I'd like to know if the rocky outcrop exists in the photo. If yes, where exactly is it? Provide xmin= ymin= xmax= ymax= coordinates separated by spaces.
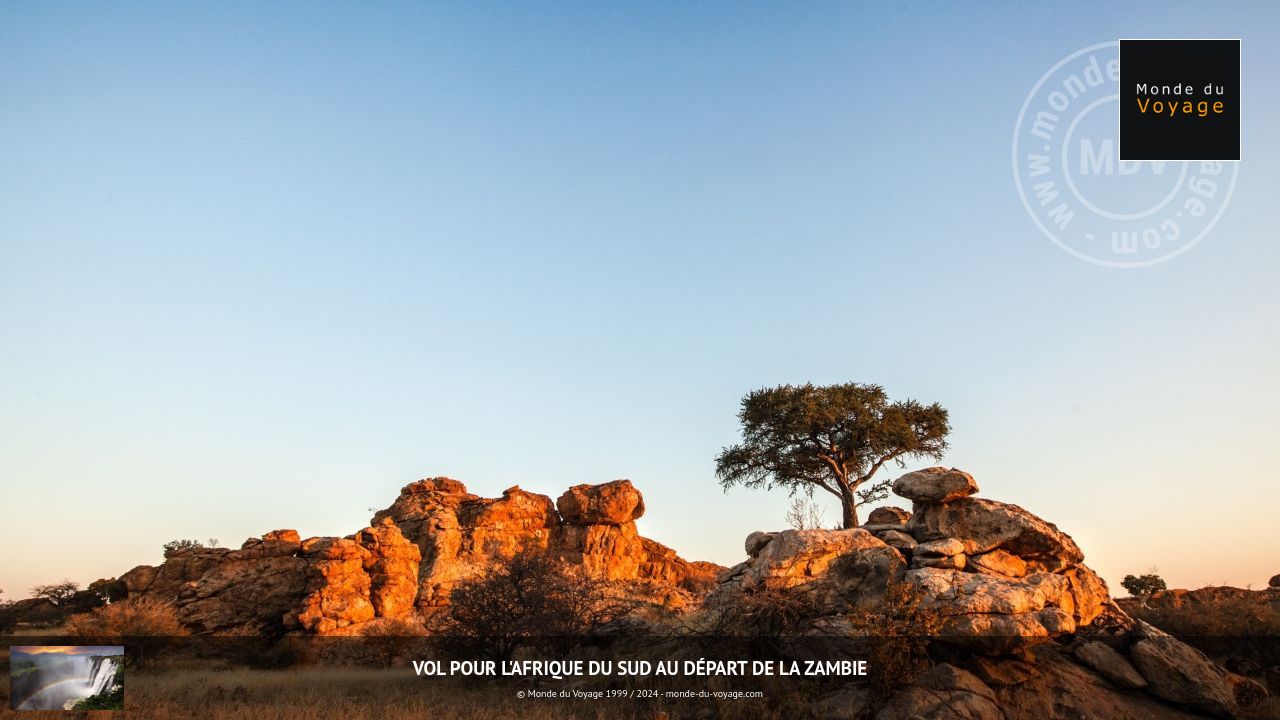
xmin=173 ymin=532 xmax=307 ymax=633
xmin=1270 ymin=574 xmax=1280 ymax=589
xmin=368 ymin=478 xmax=717 ymax=610
xmin=123 ymin=478 xmax=716 ymax=633
xmin=708 ymin=466 xmax=1266 ymax=719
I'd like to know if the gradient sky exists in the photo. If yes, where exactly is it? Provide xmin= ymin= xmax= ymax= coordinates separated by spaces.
xmin=2 ymin=2 xmax=1278 ymax=600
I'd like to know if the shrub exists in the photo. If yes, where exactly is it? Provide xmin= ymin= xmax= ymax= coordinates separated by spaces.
xmin=845 ymin=579 xmax=944 ymax=703
xmin=64 ymin=596 xmax=187 ymax=637
xmin=64 ymin=597 xmax=189 ymax=668
xmin=432 ymin=552 xmax=631 ymax=662
xmin=162 ymin=539 xmax=205 ymax=556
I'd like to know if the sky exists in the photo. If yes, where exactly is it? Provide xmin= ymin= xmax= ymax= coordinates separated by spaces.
xmin=1 ymin=2 xmax=1278 ymax=600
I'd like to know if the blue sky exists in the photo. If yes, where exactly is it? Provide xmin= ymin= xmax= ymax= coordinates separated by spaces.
xmin=2 ymin=2 xmax=1278 ymax=598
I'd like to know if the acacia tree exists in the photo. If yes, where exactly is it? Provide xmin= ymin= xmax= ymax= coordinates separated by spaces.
xmin=716 ymin=383 xmax=950 ymax=528
xmin=1121 ymin=573 xmax=1167 ymax=598
xmin=30 ymin=580 xmax=79 ymax=606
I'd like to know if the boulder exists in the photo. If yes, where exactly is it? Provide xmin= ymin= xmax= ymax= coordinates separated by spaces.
xmin=907 ymin=568 xmax=1078 ymax=654
xmin=732 ymin=529 xmax=905 ymax=613
xmin=1073 ymin=640 xmax=1147 ymax=689
xmin=915 ymin=538 xmax=965 ymax=557
xmin=1060 ymin=565 xmax=1109 ymax=626
xmin=912 ymin=538 xmax=966 ymax=570
xmin=914 ymin=553 xmax=966 ymax=570
xmin=866 ymin=506 xmax=911 ymax=526
xmin=745 ymin=531 xmax=777 ymax=558
xmin=876 ymin=664 xmax=1001 ymax=720
xmin=908 ymin=497 xmax=1084 ymax=569
xmin=967 ymin=549 xmax=1028 ymax=578
xmin=874 ymin=529 xmax=917 ymax=553
xmin=1129 ymin=621 xmax=1238 ymax=718
xmin=556 ymin=479 xmax=645 ymax=525
xmin=1270 ymin=574 xmax=1280 ymax=589
xmin=119 ymin=564 xmax=158 ymax=596
xmin=891 ymin=467 xmax=978 ymax=503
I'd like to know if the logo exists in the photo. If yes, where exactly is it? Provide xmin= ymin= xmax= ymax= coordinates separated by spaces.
xmin=1012 ymin=42 xmax=1238 ymax=268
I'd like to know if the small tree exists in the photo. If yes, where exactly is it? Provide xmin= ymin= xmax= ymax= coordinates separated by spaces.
xmin=1122 ymin=573 xmax=1167 ymax=598
xmin=716 ymin=383 xmax=950 ymax=528
xmin=30 ymin=580 xmax=79 ymax=606
xmin=162 ymin=539 xmax=204 ymax=556
xmin=784 ymin=494 xmax=827 ymax=530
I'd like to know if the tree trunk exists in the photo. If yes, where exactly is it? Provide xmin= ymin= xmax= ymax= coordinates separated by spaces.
xmin=839 ymin=485 xmax=858 ymax=529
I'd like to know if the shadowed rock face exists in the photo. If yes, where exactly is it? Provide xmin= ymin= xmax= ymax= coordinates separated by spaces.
xmin=122 ymin=478 xmax=719 ymax=634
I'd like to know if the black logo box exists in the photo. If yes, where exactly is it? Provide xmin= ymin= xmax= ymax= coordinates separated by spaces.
xmin=1119 ymin=39 xmax=1240 ymax=161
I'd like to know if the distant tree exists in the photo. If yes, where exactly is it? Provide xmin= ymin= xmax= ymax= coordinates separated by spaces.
xmin=1122 ymin=573 xmax=1168 ymax=598
xmin=206 ymin=538 xmax=221 ymax=549
xmin=785 ymin=494 xmax=827 ymax=530
xmin=30 ymin=580 xmax=79 ymax=606
xmin=162 ymin=539 xmax=205 ymax=556
xmin=433 ymin=552 xmax=630 ymax=663
xmin=716 ymin=383 xmax=951 ymax=528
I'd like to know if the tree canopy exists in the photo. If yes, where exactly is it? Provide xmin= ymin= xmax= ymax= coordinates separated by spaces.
xmin=1121 ymin=573 xmax=1167 ymax=598
xmin=715 ymin=382 xmax=950 ymax=528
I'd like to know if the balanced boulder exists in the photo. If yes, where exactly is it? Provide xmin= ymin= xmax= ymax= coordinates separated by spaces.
xmin=891 ymin=467 xmax=978 ymax=503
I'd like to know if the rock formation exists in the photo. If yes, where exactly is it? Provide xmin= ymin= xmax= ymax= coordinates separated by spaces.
xmin=102 ymin=466 xmax=1271 ymax=717
xmin=117 ymin=478 xmax=717 ymax=634
xmin=709 ymin=467 xmax=1270 ymax=718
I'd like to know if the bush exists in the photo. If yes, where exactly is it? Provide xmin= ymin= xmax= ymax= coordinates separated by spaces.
xmin=64 ymin=596 xmax=187 ymax=637
xmin=162 ymin=539 xmax=205 ymax=556
xmin=432 ymin=552 xmax=631 ymax=662
xmin=845 ymin=579 xmax=944 ymax=703
xmin=64 ymin=597 xmax=189 ymax=668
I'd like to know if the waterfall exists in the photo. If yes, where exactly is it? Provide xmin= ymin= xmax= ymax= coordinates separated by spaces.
xmin=87 ymin=656 xmax=118 ymax=695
